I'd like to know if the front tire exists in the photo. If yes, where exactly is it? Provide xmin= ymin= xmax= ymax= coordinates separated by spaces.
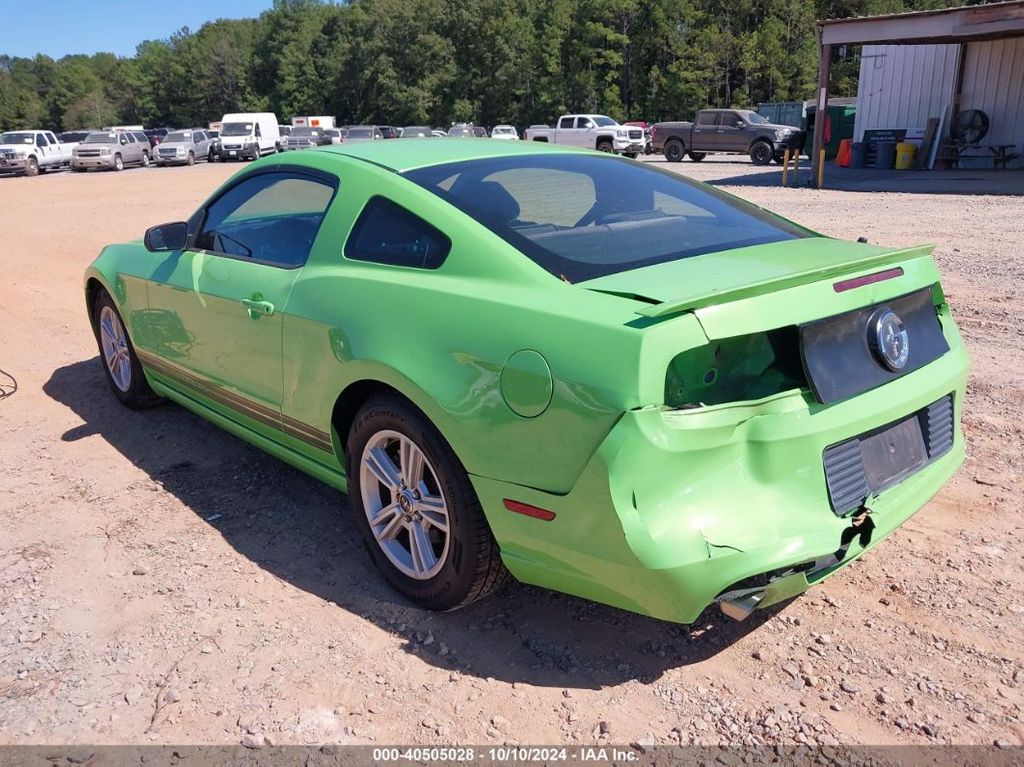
xmin=25 ymin=157 xmax=39 ymax=177
xmin=141 ymin=151 xmax=150 ymax=167
xmin=187 ymin=151 xmax=195 ymax=166
xmin=664 ymin=139 xmax=685 ymax=163
xmin=113 ymin=154 xmax=124 ymax=171
xmin=346 ymin=395 xmax=508 ymax=611
xmin=91 ymin=290 xmax=160 ymax=409
xmin=688 ymin=151 xmax=706 ymax=162
xmin=750 ymin=141 xmax=773 ymax=165
xmin=596 ymin=140 xmax=613 ymax=153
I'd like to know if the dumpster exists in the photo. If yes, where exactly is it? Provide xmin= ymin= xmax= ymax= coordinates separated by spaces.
xmin=804 ymin=103 xmax=857 ymax=160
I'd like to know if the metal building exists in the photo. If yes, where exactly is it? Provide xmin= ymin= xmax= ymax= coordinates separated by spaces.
xmin=813 ymin=1 xmax=1024 ymax=182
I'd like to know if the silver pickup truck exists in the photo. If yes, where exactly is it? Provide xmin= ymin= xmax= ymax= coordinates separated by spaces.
xmin=524 ymin=115 xmax=646 ymax=157
xmin=0 ymin=130 xmax=74 ymax=176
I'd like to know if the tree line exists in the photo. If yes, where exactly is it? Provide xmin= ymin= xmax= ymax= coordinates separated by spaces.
xmin=0 ymin=0 xmax=976 ymax=132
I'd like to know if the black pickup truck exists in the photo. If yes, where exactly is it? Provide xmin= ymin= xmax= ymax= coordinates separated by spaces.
xmin=652 ymin=109 xmax=805 ymax=165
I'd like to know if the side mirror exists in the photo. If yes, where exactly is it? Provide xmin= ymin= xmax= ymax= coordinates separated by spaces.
xmin=144 ymin=221 xmax=188 ymax=252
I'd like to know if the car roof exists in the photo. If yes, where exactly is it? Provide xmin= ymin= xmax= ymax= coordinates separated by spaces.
xmin=317 ymin=138 xmax=587 ymax=173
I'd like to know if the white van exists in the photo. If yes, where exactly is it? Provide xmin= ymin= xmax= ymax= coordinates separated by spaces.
xmin=217 ymin=113 xmax=281 ymax=161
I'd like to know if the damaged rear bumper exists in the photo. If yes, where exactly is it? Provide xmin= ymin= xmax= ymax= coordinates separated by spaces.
xmin=471 ymin=340 xmax=968 ymax=625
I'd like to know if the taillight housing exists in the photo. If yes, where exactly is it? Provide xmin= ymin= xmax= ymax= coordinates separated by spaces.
xmin=665 ymin=327 xmax=808 ymax=408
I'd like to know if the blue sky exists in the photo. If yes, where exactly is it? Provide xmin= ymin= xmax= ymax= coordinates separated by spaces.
xmin=2 ymin=0 xmax=275 ymax=59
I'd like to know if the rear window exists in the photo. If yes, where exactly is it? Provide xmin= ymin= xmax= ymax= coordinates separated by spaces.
xmin=405 ymin=154 xmax=808 ymax=282
xmin=347 ymin=127 xmax=373 ymax=138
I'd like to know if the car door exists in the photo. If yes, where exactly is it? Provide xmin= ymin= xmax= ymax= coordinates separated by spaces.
xmin=141 ymin=168 xmax=339 ymax=441
xmin=691 ymin=111 xmax=719 ymax=151
xmin=574 ymin=116 xmax=598 ymax=148
xmin=716 ymin=111 xmax=745 ymax=152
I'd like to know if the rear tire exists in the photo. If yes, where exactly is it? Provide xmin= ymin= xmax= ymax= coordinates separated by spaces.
xmin=346 ymin=395 xmax=508 ymax=611
xmin=664 ymin=139 xmax=685 ymax=163
xmin=90 ymin=289 xmax=160 ymax=409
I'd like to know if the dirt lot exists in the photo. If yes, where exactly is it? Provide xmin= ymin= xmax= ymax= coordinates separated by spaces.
xmin=0 ymin=157 xmax=1021 ymax=748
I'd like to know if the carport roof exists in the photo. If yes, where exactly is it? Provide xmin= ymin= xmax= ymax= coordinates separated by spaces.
xmin=819 ymin=0 xmax=1024 ymax=46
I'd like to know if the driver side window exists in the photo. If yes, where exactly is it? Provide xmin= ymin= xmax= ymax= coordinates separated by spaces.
xmin=195 ymin=171 xmax=337 ymax=268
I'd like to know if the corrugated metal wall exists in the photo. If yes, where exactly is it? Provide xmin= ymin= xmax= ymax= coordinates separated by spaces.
xmin=854 ymin=44 xmax=959 ymax=143
xmin=854 ymin=39 xmax=1024 ymax=169
xmin=960 ymin=36 xmax=1024 ymax=168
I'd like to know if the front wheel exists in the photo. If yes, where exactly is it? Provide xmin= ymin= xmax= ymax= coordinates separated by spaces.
xmin=113 ymin=154 xmax=124 ymax=171
xmin=596 ymin=140 xmax=613 ymax=153
xmin=750 ymin=141 xmax=773 ymax=165
xmin=624 ymin=152 xmax=639 ymax=160
xmin=664 ymin=139 xmax=685 ymax=163
xmin=347 ymin=396 xmax=508 ymax=611
xmin=25 ymin=157 xmax=39 ymax=177
xmin=91 ymin=290 xmax=160 ymax=409
xmin=141 ymin=151 xmax=150 ymax=167
xmin=187 ymin=151 xmax=195 ymax=166
xmin=688 ymin=151 xmax=706 ymax=162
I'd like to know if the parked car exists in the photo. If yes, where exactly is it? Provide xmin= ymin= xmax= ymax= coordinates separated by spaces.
xmin=624 ymin=121 xmax=653 ymax=154
xmin=401 ymin=126 xmax=433 ymax=139
xmin=652 ymin=109 xmax=804 ymax=165
xmin=325 ymin=128 xmax=345 ymax=145
xmin=447 ymin=123 xmax=477 ymax=138
xmin=143 ymin=128 xmax=171 ymax=148
xmin=0 ymin=130 xmax=74 ymax=176
xmin=285 ymin=126 xmax=333 ymax=150
xmin=379 ymin=126 xmax=400 ymax=140
xmin=71 ymin=130 xmax=150 ymax=171
xmin=431 ymin=129 xmax=448 ymax=138
xmin=84 ymin=140 xmax=967 ymax=625
xmin=155 ymin=129 xmax=214 ymax=166
xmin=279 ymin=125 xmax=293 ymax=140
xmin=524 ymin=115 xmax=645 ymax=157
xmin=490 ymin=125 xmax=519 ymax=140
xmin=344 ymin=125 xmax=384 ymax=143
xmin=207 ymin=129 xmax=220 ymax=141
xmin=217 ymin=113 xmax=281 ymax=161
xmin=57 ymin=130 xmax=92 ymax=149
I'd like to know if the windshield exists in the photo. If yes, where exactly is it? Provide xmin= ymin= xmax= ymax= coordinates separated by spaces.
xmin=291 ymin=127 xmax=318 ymax=137
xmin=347 ymin=128 xmax=373 ymax=138
xmin=0 ymin=132 xmax=35 ymax=144
xmin=593 ymin=116 xmax=618 ymax=127
xmin=748 ymin=113 xmax=769 ymax=125
xmin=84 ymin=133 xmax=117 ymax=144
xmin=221 ymin=122 xmax=253 ymax=137
xmin=163 ymin=131 xmax=191 ymax=143
xmin=406 ymin=154 xmax=808 ymax=282
xmin=492 ymin=127 xmax=515 ymax=134
xmin=448 ymin=127 xmax=473 ymax=137
xmin=402 ymin=127 xmax=431 ymax=137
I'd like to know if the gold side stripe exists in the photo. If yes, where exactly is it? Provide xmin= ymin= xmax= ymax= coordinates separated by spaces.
xmin=138 ymin=350 xmax=333 ymax=453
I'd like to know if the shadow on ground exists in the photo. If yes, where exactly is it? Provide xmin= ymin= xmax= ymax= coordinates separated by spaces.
xmin=44 ymin=358 xmax=786 ymax=689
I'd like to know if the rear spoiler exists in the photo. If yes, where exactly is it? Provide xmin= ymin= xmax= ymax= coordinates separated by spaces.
xmin=635 ymin=244 xmax=936 ymax=318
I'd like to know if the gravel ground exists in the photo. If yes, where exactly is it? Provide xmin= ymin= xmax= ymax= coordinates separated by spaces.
xmin=0 ymin=157 xmax=1021 ymax=748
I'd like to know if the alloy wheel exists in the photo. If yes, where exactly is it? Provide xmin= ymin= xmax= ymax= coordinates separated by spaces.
xmin=359 ymin=429 xmax=450 ymax=581
xmin=98 ymin=305 xmax=132 ymax=392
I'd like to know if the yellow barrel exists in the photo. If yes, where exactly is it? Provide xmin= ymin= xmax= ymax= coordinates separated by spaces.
xmin=895 ymin=142 xmax=917 ymax=170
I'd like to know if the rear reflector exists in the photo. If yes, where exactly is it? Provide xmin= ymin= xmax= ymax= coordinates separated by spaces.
xmin=503 ymin=499 xmax=556 ymax=521
xmin=833 ymin=267 xmax=904 ymax=293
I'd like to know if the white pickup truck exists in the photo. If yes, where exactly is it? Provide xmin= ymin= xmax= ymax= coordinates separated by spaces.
xmin=0 ymin=130 xmax=74 ymax=176
xmin=524 ymin=115 xmax=646 ymax=157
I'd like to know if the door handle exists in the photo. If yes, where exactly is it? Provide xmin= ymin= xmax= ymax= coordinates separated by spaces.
xmin=241 ymin=298 xmax=275 ymax=317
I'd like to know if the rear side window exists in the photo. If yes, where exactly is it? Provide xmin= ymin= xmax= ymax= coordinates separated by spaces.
xmin=697 ymin=112 xmax=718 ymax=126
xmin=345 ymin=197 xmax=451 ymax=270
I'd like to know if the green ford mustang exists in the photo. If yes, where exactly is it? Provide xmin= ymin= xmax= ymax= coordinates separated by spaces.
xmin=84 ymin=140 xmax=968 ymax=623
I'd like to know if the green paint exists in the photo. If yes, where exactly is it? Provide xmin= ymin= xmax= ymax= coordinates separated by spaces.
xmin=85 ymin=141 xmax=968 ymax=623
